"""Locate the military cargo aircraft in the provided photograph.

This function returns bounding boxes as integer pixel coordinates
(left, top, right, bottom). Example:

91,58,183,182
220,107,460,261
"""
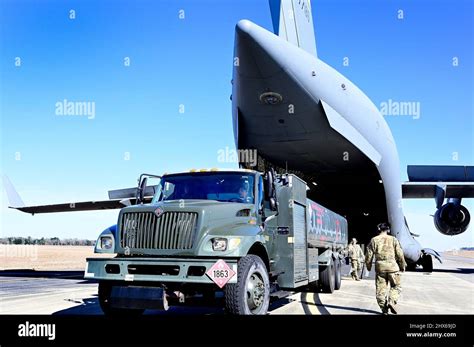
231,0,473,270
4,0,473,272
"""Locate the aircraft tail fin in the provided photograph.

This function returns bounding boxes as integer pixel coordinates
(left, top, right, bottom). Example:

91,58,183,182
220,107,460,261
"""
2,175,25,208
269,0,317,57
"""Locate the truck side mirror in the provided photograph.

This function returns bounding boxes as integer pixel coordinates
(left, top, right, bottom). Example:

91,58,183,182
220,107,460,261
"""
269,197,277,211
264,171,274,200
137,177,148,204
264,170,278,212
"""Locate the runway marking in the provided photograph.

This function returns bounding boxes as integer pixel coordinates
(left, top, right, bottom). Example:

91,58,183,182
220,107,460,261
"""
312,293,331,315
299,292,320,315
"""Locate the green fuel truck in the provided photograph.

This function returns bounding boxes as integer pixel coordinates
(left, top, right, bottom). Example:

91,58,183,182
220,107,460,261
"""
85,169,348,315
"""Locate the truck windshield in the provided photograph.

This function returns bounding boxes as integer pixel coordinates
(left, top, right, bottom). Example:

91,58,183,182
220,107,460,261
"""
152,172,255,204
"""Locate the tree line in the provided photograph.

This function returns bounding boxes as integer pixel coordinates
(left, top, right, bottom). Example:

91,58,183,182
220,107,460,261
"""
0,236,95,246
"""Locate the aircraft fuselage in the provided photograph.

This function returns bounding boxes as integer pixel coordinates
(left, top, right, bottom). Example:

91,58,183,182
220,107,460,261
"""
232,20,421,263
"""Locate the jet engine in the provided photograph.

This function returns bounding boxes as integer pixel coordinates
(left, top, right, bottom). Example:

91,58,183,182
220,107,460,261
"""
434,202,470,236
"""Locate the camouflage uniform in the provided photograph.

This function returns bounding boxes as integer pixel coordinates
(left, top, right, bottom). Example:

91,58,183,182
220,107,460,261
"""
365,232,406,313
348,243,363,280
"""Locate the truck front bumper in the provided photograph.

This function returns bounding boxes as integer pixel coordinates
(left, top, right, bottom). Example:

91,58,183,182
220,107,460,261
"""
85,257,238,285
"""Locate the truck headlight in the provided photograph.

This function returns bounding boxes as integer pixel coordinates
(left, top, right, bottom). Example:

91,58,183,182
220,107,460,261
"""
212,238,227,251
100,236,113,250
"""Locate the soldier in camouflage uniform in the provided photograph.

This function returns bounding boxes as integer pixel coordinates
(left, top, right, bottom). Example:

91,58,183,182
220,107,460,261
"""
365,223,407,314
348,238,363,280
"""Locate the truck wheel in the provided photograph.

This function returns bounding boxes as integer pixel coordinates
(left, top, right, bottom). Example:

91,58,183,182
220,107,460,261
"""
98,281,145,316
319,258,335,293
334,258,342,290
224,255,270,315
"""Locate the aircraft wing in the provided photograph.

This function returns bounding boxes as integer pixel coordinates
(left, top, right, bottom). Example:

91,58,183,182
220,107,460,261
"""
11,199,135,215
402,182,474,199
108,185,157,199
3,175,157,215
402,165,474,206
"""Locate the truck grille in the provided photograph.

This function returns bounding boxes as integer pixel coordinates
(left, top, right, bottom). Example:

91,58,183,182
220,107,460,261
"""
120,211,198,250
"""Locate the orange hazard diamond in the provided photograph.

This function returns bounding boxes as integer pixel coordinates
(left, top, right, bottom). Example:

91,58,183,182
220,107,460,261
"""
206,259,236,288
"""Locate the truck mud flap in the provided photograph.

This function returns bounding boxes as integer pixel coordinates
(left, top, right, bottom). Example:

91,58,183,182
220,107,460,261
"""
110,286,168,310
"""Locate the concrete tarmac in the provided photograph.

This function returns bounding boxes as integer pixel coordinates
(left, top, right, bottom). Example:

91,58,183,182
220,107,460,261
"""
1,253,472,315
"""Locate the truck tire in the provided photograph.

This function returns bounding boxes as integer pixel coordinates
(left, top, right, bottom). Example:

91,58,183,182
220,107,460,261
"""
224,255,270,315
98,281,145,316
334,258,342,290
319,258,335,293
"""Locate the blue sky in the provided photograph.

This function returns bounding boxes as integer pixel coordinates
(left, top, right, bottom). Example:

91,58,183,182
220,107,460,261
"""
1,0,472,250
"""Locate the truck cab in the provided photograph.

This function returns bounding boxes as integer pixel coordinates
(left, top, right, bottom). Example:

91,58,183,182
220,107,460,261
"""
86,169,347,315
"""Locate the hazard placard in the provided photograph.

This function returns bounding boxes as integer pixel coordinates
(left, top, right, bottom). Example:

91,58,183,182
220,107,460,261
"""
206,259,236,288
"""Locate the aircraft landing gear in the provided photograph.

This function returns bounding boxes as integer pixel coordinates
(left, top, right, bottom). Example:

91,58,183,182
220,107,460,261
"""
421,254,433,272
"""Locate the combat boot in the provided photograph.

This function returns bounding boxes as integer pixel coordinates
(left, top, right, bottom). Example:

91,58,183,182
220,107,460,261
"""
388,302,398,314
382,302,389,315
